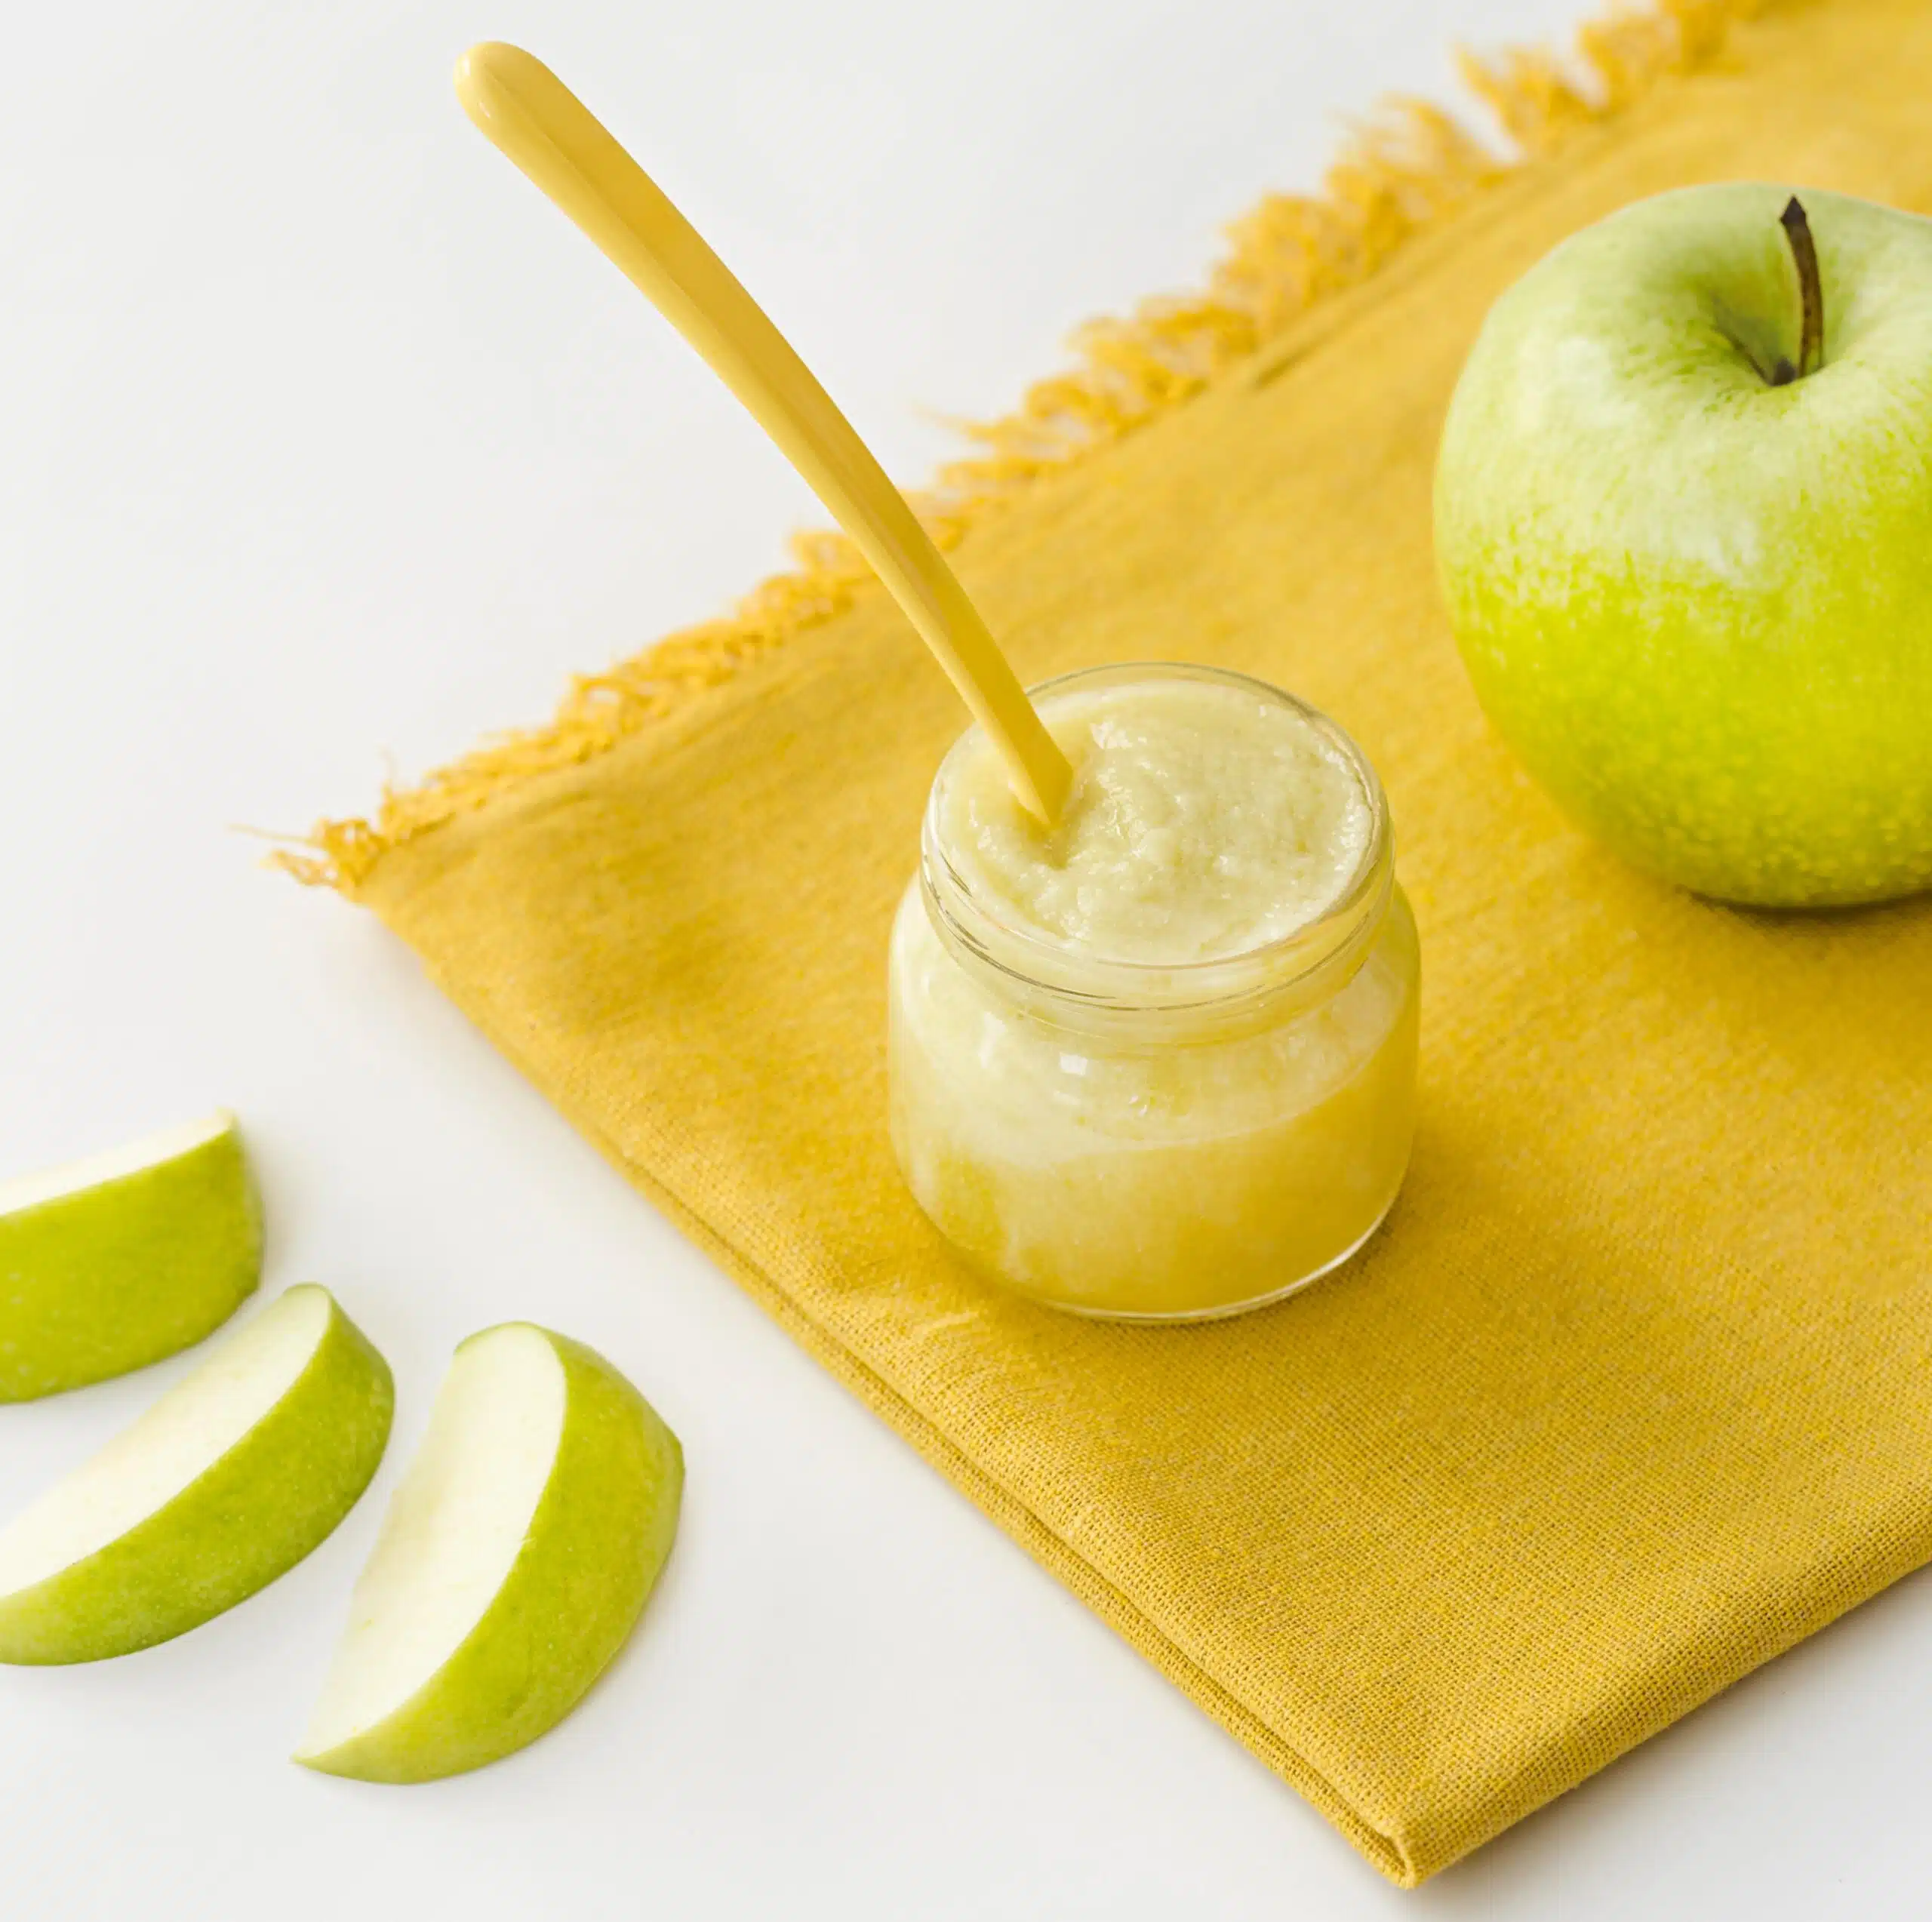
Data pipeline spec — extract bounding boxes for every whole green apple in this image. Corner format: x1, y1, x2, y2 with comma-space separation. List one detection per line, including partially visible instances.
1435, 183, 1932, 906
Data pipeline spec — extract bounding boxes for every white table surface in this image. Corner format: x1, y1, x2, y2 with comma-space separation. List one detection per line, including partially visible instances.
4, 3, 1927, 1915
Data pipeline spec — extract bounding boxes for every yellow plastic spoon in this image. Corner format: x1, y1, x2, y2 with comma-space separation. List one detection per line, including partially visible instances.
454, 42, 1073, 826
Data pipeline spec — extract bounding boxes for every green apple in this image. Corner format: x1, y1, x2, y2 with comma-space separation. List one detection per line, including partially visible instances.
1436, 183, 1932, 906
1, 1110, 263, 1401
294, 1323, 681, 1784
0, 1285, 392, 1663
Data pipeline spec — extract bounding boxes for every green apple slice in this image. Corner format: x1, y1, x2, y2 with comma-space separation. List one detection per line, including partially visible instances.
294, 1323, 681, 1784
0, 1284, 392, 1663
0, 1110, 263, 1401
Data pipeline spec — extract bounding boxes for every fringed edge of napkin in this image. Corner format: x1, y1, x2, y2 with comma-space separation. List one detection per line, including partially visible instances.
279, 0, 1763, 896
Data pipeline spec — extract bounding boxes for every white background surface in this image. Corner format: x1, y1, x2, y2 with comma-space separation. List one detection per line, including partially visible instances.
2, 2, 1927, 1916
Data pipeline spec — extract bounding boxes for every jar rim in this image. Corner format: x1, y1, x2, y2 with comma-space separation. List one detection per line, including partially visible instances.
918, 661, 1393, 1019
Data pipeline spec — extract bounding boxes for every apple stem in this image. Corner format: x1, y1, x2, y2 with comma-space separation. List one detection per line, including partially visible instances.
1773, 196, 1824, 385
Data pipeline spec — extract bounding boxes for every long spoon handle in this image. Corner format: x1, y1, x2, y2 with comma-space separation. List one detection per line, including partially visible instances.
454, 42, 1073, 824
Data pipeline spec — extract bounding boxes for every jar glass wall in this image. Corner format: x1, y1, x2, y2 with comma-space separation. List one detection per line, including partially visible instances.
886, 663, 1420, 1322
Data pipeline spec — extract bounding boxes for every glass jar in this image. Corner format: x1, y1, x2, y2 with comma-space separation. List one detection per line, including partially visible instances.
887, 663, 1420, 1322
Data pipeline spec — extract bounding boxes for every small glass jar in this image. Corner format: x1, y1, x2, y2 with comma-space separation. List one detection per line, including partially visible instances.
887, 663, 1420, 1322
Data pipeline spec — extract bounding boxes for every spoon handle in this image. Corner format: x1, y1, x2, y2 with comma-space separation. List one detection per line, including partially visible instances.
455, 42, 1072, 824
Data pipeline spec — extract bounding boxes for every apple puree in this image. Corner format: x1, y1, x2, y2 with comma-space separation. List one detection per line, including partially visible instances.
888, 666, 1420, 1321
934, 676, 1377, 964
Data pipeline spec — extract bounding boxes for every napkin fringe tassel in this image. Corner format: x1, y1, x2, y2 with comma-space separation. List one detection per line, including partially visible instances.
280, 0, 1760, 893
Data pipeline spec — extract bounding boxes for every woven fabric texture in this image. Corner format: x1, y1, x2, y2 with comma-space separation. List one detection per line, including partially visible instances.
318, 0, 1931, 1883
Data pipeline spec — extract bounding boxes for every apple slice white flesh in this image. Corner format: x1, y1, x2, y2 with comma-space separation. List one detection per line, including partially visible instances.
0, 1110, 262, 1401
0, 1285, 392, 1663
295, 1323, 682, 1784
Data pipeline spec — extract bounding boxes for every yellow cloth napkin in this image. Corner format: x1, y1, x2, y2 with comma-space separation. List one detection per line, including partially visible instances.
296, 0, 1932, 1883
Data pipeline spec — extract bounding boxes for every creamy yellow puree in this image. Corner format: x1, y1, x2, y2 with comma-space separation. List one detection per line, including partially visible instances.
934, 678, 1375, 964
888, 668, 1419, 1321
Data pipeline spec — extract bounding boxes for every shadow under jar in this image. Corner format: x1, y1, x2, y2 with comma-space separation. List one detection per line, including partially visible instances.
888, 663, 1420, 1322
